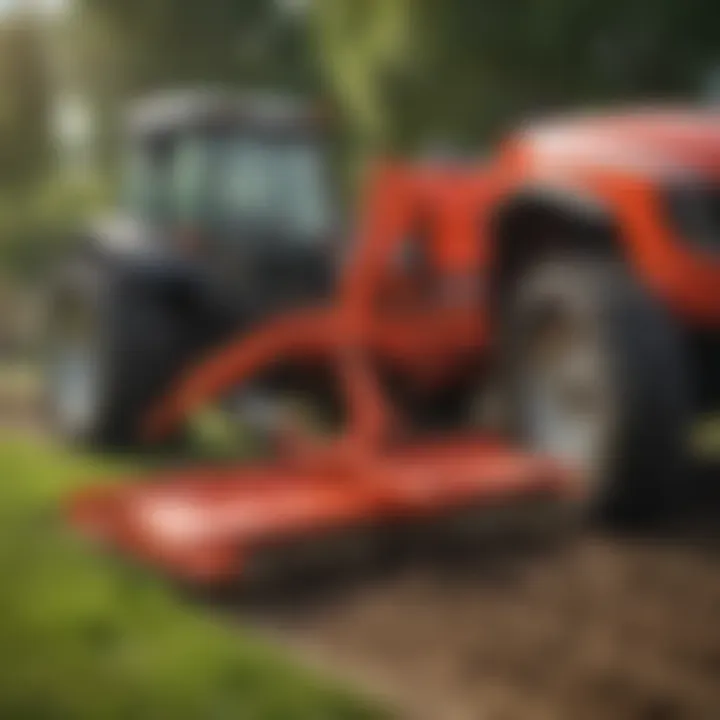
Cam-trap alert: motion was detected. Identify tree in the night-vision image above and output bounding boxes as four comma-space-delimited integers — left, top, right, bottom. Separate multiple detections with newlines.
313, 0, 720, 156
66, 0, 720, 176
71, 0, 320, 166
0, 12, 52, 192
311, 0, 430, 154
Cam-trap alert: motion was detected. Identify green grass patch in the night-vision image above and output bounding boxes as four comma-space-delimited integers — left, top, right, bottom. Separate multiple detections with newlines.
0, 436, 387, 720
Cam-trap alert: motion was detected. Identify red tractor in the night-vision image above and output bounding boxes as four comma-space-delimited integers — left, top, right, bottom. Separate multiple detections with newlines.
67, 99, 720, 583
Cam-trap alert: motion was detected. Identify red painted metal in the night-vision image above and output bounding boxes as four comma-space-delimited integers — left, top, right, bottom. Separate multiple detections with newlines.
70, 438, 574, 582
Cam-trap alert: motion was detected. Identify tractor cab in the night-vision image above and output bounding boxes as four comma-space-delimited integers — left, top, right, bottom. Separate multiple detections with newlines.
120, 90, 338, 317
48, 90, 339, 447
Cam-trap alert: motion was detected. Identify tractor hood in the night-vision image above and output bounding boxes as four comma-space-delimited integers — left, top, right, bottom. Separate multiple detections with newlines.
521, 109, 720, 178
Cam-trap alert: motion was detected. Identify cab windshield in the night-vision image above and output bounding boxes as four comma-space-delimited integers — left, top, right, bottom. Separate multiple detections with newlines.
122, 131, 334, 243
209, 136, 331, 238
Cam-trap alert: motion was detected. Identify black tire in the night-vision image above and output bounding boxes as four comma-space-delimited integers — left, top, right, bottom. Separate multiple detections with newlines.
45, 257, 188, 451
503, 256, 690, 523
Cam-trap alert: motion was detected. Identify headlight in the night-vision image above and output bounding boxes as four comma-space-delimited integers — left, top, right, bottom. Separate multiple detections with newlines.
663, 181, 720, 252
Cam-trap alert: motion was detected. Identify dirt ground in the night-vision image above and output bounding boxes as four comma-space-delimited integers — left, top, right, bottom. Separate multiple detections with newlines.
254, 529, 720, 720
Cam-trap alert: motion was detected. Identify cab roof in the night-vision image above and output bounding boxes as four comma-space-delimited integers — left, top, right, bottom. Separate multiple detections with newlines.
126, 88, 325, 138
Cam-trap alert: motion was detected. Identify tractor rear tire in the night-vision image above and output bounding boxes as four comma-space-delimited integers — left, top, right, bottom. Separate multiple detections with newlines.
45, 258, 187, 451
503, 256, 690, 523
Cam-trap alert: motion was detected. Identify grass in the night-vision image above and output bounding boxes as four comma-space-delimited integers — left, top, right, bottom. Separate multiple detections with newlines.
0, 435, 387, 720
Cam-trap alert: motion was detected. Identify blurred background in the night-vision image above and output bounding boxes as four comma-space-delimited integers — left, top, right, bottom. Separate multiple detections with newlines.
0, 0, 719, 301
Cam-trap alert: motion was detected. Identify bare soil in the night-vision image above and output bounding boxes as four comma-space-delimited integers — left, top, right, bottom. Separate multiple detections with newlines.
249, 527, 720, 720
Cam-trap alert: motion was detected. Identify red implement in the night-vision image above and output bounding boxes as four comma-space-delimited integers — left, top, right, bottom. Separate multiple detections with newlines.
68, 164, 581, 585
69, 437, 575, 583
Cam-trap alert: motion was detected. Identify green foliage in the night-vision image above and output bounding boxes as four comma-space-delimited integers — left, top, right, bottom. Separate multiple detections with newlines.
0, 177, 109, 279
312, 0, 425, 151
187, 405, 269, 461
73, 0, 320, 167
0, 13, 53, 192
76, 0, 313, 92
0, 437, 386, 720
313, 0, 720, 154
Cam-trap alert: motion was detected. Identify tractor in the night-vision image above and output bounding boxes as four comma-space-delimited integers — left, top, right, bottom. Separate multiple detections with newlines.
60, 97, 720, 583
47, 89, 337, 448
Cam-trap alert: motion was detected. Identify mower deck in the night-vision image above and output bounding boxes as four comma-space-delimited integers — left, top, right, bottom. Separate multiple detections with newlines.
69, 437, 575, 583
